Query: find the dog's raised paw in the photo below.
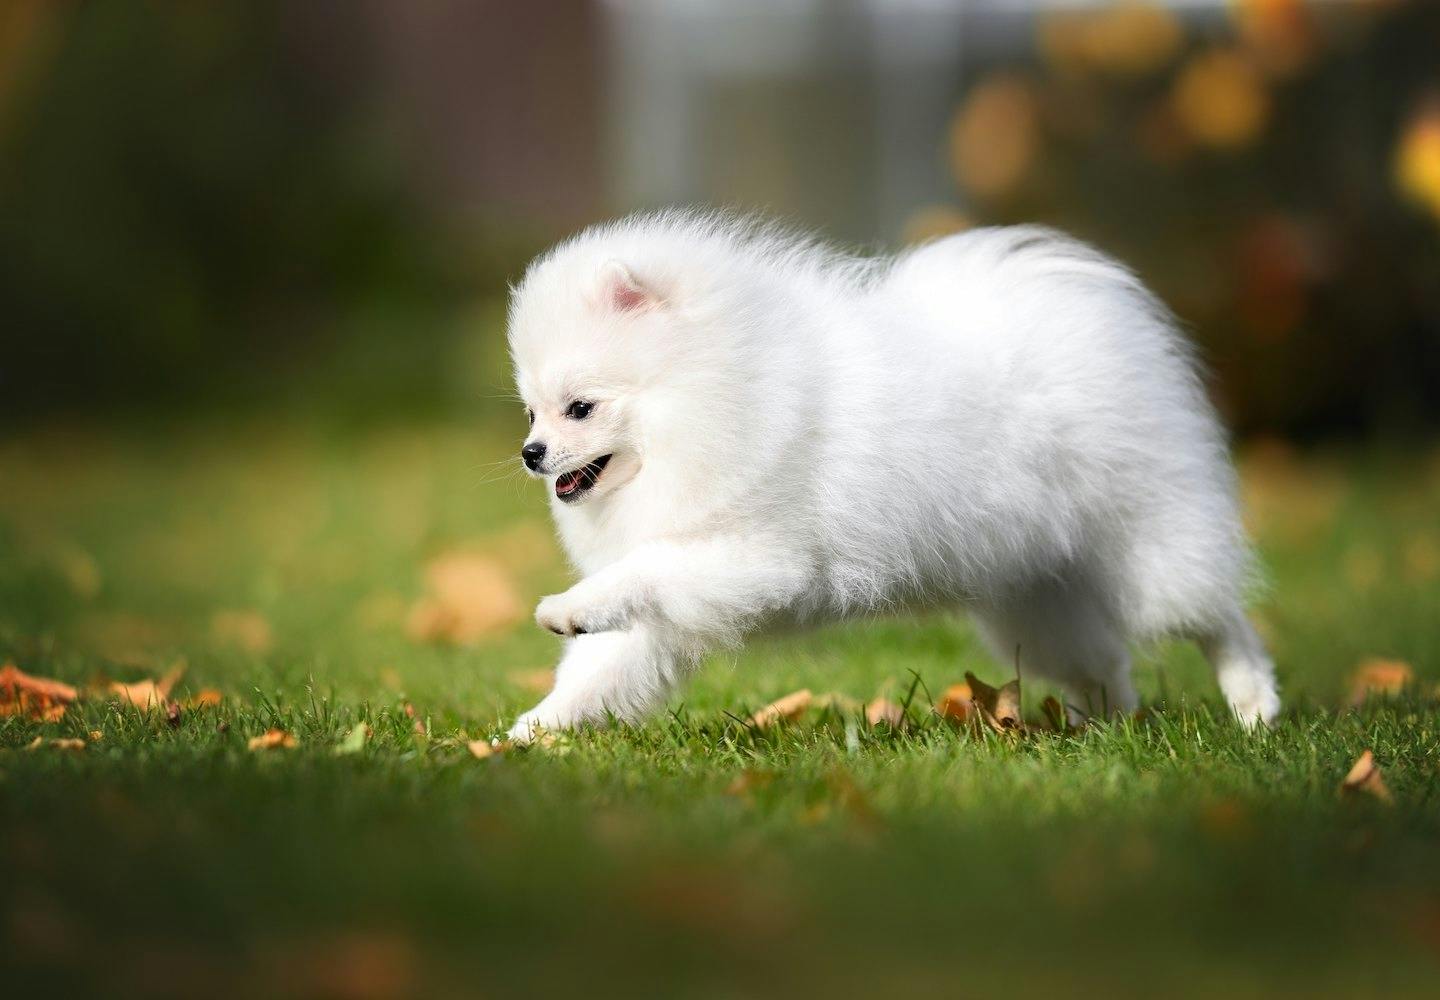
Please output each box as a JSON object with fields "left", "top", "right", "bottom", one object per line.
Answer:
{"left": 535, "top": 593, "right": 584, "bottom": 637}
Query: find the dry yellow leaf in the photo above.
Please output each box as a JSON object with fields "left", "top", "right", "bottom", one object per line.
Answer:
{"left": 0, "top": 661, "right": 78, "bottom": 721}
{"left": 749, "top": 689, "right": 812, "bottom": 729}
{"left": 966, "top": 671, "right": 1025, "bottom": 733}
{"left": 108, "top": 664, "right": 185, "bottom": 709}
{"left": 1348, "top": 658, "right": 1413, "bottom": 707}
{"left": 48, "top": 738, "right": 86, "bottom": 752}
{"left": 186, "top": 689, "right": 223, "bottom": 708}
{"left": 864, "top": 698, "right": 904, "bottom": 728}
{"left": 936, "top": 683, "right": 974, "bottom": 722}
{"left": 406, "top": 551, "right": 523, "bottom": 646}
{"left": 466, "top": 739, "right": 499, "bottom": 760}
{"left": 1341, "top": 750, "right": 1392, "bottom": 804}
{"left": 248, "top": 728, "right": 297, "bottom": 751}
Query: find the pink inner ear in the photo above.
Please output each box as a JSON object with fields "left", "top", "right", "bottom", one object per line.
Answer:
{"left": 611, "top": 279, "right": 648, "bottom": 312}
{"left": 600, "top": 261, "right": 652, "bottom": 312}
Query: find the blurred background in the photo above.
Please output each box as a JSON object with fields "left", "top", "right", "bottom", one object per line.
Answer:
{"left": 4, "top": 6, "right": 1440, "bottom": 993}
{"left": 2, "top": 0, "right": 1438, "bottom": 439}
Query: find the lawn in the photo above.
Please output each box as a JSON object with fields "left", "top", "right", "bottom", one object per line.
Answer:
{"left": 3, "top": 416, "right": 1439, "bottom": 997}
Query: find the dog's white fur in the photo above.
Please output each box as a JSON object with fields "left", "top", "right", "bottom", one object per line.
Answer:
{"left": 505, "top": 211, "right": 1278, "bottom": 739}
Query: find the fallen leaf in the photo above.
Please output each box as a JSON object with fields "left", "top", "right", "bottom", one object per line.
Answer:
{"left": 1348, "top": 658, "right": 1414, "bottom": 707}
{"left": 0, "top": 662, "right": 78, "bottom": 721}
{"left": 965, "top": 671, "right": 1025, "bottom": 733}
{"left": 335, "top": 723, "right": 369, "bottom": 756}
{"left": 749, "top": 689, "right": 812, "bottom": 729}
{"left": 248, "top": 728, "right": 297, "bottom": 751}
{"left": 864, "top": 698, "right": 904, "bottom": 728}
{"left": 405, "top": 552, "right": 523, "bottom": 646}
{"left": 186, "top": 689, "right": 223, "bottom": 709}
{"left": 466, "top": 739, "right": 500, "bottom": 760}
{"left": 88, "top": 730, "right": 103, "bottom": 742}
{"left": 211, "top": 609, "right": 273, "bottom": 654}
{"left": 23, "top": 736, "right": 43, "bottom": 751}
{"left": 48, "top": 738, "right": 86, "bottom": 752}
{"left": 935, "top": 683, "right": 974, "bottom": 722}
{"left": 1341, "top": 750, "right": 1393, "bottom": 804}
{"left": 108, "top": 664, "right": 185, "bottom": 709}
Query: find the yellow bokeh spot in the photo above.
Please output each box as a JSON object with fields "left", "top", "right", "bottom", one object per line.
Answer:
{"left": 1171, "top": 49, "right": 1270, "bottom": 150}
{"left": 948, "top": 75, "right": 1040, "bottom": 201}
{"left": 1039, "top": 1, "right": 1181, "bottom": 79}
{"left": 1394, "top": 101, "right": 1440, "bottom": 222}
{"left": 1228, "top": 0, "right": 1315, "bottom": 78}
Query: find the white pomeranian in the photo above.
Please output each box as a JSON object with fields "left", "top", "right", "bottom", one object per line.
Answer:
{"left": 505, "top": 211, "right": 1278, "bottom": 740}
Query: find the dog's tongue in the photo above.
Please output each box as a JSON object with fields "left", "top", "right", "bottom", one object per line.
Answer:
{"left": 555, "top": 470, "right": 581, "bottom": 496}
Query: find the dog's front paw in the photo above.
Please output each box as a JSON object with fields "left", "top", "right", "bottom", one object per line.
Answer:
{"left": 535, "top": 592, "right": 586, "bottom": 637}
{"left": 535, "top": 588, "right": 625, "bottom": 637}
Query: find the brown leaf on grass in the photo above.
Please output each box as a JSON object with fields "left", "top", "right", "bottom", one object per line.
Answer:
{"left": 1341, "top": 750, "right": 1393, "bottom": 804}
{"left": 0, "top": 662, "right": 78, "bottom": 721}
{"left": 466, "top": 739, "right": 500, "bottom": 760}
{"left": 212, "top": 609, "right": 273, "bottom": 655}
{"left": 88, "top": 730, "right": 103, "bottom": 742}
{"left": 186, "top": 689, "right": 223, "bottom": 709}
{"left": 247, "top": 728, "right": 297, "bottom": 751}
{"left": 1348, "top": 658, "right": 1414, "bottom": 707}
{"left": 405, "top": 551, "right": 523, "bottom": 646}
{"left": 748, "top": 689, "right": 812, "bottom": 729}
{"left": 935, "top": 682, "right": 974, "bottom": 722}
{"left": 108, "top": 664, "right": 185, "bottom": 709}
{"left": 864, "top": 697, "right": 904, "bottom": 728}
{"left": 48, "top": 738, "right": 86, "bottom": 752}
{"left": 965, "top": 671, "right": 1024, "bottom": 733}
{"left": 22, "top": 736, "right": 42, "bottom": 751}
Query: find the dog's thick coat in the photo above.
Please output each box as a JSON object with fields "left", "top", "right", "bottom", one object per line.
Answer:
{"left": 506, "top": 212, "right": 1278, "bottom": 738}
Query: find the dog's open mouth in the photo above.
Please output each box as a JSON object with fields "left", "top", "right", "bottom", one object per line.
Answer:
{"left": 554, "top": 454, "right": 612, "bottom": 502}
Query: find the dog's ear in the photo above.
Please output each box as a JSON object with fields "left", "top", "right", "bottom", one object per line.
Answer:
{"left": 596, "top": 260, "right": 658, "bottom": 313}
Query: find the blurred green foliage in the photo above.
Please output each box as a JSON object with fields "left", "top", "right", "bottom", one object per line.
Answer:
{"left": 0, "top": 3, "right": 527, "bottom": 424}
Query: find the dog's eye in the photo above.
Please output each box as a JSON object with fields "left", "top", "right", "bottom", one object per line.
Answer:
{"left": 566, "top": 400, "right": 594, "bottom": 420}
{"left": 525, "top": 408, "right": 534, "bottom": 426}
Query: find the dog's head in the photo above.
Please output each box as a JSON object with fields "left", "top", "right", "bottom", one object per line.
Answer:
{"left": 508, "top": 259, "right": 671, "bottom": 506}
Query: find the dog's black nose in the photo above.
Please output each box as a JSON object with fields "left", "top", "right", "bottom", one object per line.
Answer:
{"left": 521, "top": 442, "right": 546, "bottom": 470}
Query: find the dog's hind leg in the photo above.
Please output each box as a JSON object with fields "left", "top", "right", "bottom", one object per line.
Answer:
{"left": 972, "top": 575, "right": 1137, "bottom": 724}
{"left": 507, "top": 624, "right": 688, "bottom": 742}
{"left": 1196, "top": 605, "right": 1279, "bottom": 728}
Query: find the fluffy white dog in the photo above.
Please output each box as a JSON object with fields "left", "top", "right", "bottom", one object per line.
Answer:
{"left": 505, "top": 211, "right": 1278, "bottom": 740}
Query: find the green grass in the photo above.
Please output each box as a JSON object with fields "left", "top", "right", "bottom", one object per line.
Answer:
{"left": 3, "top": 418, "right": 1439, "bottom": 997}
